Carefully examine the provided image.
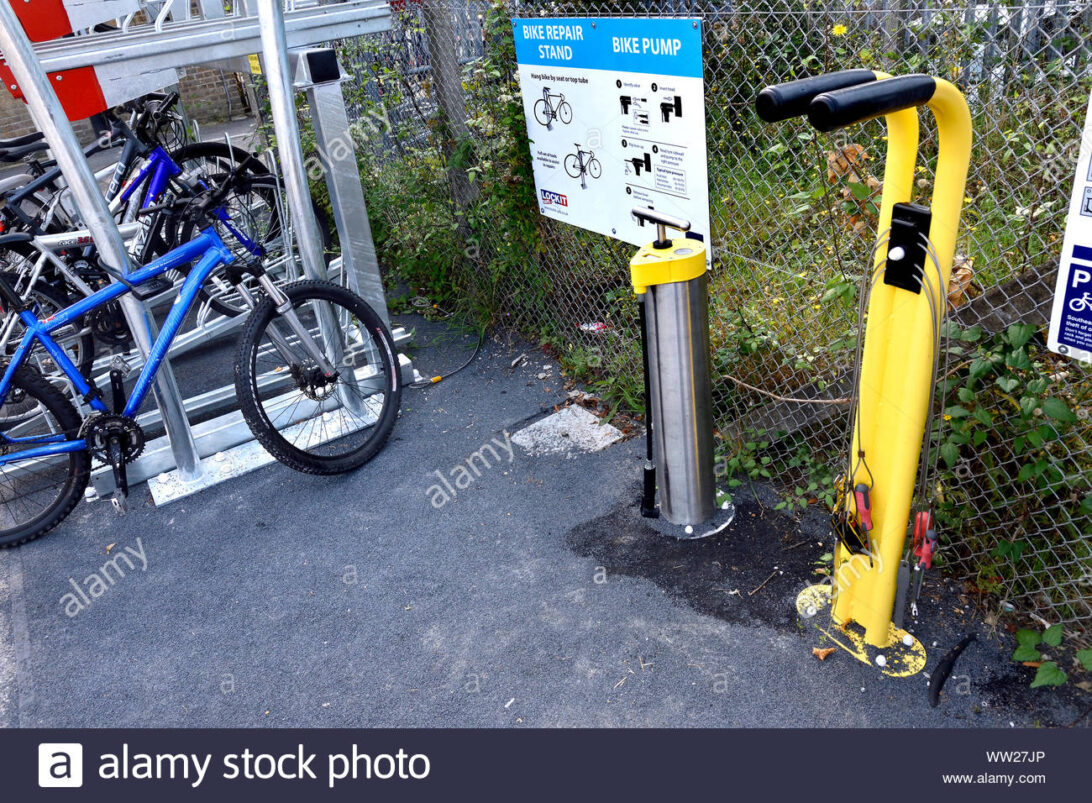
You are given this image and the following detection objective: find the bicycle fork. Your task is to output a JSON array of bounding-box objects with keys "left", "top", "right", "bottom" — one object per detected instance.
[{"left": 234, "top": 276, "right": 367, "bottom": 418}]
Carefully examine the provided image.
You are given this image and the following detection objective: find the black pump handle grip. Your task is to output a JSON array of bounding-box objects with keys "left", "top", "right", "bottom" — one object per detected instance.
[
  {"left": 808, "top": 74, "right": 937, "bottom": 132},
  {"left": 755, "top": 69, "right": 877, "bottom": 123}
]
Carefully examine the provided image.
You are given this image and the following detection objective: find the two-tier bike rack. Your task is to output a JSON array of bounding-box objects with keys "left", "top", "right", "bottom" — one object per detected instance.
[{"left": 0, "top": 0, "right": 413, "bottom": 503}]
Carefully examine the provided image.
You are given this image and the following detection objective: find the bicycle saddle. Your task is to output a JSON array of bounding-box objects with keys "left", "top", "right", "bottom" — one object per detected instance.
[
  {"left": 0, "top": 140, "right": 50, "bottom": 163},
  {"left": 0, "top": 131, "right": 44, "bottom": 150}
]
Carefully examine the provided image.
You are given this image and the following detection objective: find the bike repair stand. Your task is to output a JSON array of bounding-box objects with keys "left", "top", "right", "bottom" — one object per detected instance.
[
  {"left": 0, "top": 1, "right": 413, "bottom": 507},
  {"left": 629, "top": 208, "right": 734, "bottom": 539},
  {"left": 758, "top": 71, "right": 972, "bottom": 677}
]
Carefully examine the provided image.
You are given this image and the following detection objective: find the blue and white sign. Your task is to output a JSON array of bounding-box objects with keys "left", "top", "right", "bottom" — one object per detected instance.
[
  {"left": 512, "top": 17, "right": 710, "bottom": 253},
  {"left": 1049, "top": 87, "right": 1092, "bottom": 363}
]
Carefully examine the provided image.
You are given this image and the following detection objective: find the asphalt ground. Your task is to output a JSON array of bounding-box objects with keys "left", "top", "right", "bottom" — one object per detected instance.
[{"left": 0, "top": 311, "right": 1087, "bottom": 728}]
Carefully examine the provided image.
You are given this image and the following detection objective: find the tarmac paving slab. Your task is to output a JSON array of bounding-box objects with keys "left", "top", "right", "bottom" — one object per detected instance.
[{"left": 0, "top": 313, "right": 1086, "bottom": 728}]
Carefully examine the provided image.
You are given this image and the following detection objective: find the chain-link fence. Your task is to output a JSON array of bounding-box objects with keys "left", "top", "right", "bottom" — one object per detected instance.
[{"left": 321, "top": 0, "right": 1091, "bottom": 642}]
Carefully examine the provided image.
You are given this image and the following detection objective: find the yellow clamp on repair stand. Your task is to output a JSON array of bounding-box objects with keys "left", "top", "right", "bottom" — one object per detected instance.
[
  {"left": 757, "top": 71, "right": 972, "bottom": 677},
  {"left": 630, "top": 238, "right": 707, "bottom": 295}
]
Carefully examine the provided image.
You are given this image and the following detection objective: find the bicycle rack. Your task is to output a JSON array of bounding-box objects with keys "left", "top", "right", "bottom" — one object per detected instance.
[{"left": 0, "top": 0, "right": 414, "bottom": 504}]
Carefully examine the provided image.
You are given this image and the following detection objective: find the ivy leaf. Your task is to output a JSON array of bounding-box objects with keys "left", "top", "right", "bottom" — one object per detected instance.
[
  {"left": 945, "top": 405, "right": 971, "bottom": 419},
  {"left": 940, "top": 442, "right": 960, "bottom": 468},
  {"left": 1019, "top": 396, "right": 1038, "bottom": 417},
  {"left": 1077, "top": 649, "right": 1092, "bottom": 671},
  {"left": 1026, "top": 378, "right": 1048, "bottom": 395},
  {"left": 960, "top": 325, "right": 983, "bottom": 342},
  {"left": 1030, "top": 661, "right": 1067, "bottom": 688},
  {"left": 995, "top": 376, "right": 1019, "bottom": 393},
  {"left": 1040, "top": 397, "right": 1076, "bottom": 424},
  {"left": 972, "top": 407, "right": 994, "bottom": 426},
  {"left": 972, "top": 430, "right": 988, "bottom": 447},
  {"left": 847, "top": 181, "right": 872, "bottom": 200},
  {"left": 969, "top": 359, "right": 992, "bottom": 379},
  {"left": 1006, "top": 348, "right": 1032, "bottom": 371},
  {"left": 1042, "top": 624, "right": 1063, "bottom": 647},
  {"left": 1015, "top": 628, "right": 1041, "bottom": 648},
  {"left": 1005, "top": 323, "right": 1037, "bottom": 349},
  {"left": 1013, "top": 644, "right": 1041, "bottom": 662}
]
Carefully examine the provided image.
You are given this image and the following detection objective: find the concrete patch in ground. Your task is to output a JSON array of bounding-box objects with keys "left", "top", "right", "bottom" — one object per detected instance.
[{"left": 512, "top": 404, "right": 623, "bottom": 457}]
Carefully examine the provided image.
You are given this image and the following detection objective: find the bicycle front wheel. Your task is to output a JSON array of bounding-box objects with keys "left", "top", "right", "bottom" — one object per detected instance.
[
  {"left": 564, "top": 154, "right": 581, "bottom": 178},
  {"left": 234, "top": 280, "right": 401, "bottom": 474},
  {"left": 558, "top": 101, "right": 573, "bottom": 124},
  {"left": 0, "top": 366, "right": 89, "bottom": 547},
  {"left": 588, "top": 158, "right": 602, "bottom": 179}
]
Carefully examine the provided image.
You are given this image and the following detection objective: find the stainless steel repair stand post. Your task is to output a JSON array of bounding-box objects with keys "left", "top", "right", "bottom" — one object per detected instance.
[
  {"left": 629, "top": 208, "right": 735, "bottom": 540},
  {"left": 0, "top": 0, "right": 205, "bottom": 486}
]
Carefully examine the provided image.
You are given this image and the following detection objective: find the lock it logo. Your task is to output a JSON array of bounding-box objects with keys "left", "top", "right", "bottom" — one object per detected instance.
[{"left": 540, "top": 189, "right": 568, "bottom": 207}]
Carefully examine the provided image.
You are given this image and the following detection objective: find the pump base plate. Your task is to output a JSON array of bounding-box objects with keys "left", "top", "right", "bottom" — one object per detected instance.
[
  {"left": 796, "top": 584, "right": 927, "bottom": 678},
  {"left": 645, "top": 498, "right": 736, "bottom": 540}
]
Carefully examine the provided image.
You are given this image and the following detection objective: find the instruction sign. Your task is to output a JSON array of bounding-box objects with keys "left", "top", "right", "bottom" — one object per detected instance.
[
  {"left": 512, "top": 17, "right": 711, "bottom": 253},
  {"left": 1049, "top": 87, "right": 1092, "bottom": 363}
]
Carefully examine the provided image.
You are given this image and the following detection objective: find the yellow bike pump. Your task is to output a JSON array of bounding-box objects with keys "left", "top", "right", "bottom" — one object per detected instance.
[
  {"left": 630, "top": 208, "right": 735, "bottom": 538},
  {"left": 757, "top": 73, "right": 972, "bottom": 676}
]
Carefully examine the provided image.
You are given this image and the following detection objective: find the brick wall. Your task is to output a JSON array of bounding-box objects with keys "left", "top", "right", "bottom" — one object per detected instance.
[
  {"left": 0, "top": 88, "right": 95, "bottom": 142},
  {"left": 178, "top": 66, "right": 251, "bottom": 124},
  {"left": 0, "top": 66, "right": 252, "bottom": 143}
]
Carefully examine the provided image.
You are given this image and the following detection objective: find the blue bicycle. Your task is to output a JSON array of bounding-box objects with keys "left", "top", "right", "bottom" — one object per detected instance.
[{"left": 0, "top": 175, "right": 400, "bottom": 547}]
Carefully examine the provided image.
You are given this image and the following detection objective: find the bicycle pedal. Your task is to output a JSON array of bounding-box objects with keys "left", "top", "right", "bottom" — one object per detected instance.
[
  {"left": 109, "top": 355, "right": 134, "bottom": 378},
  {"left": 110, "top": 493, "right": 128, "bottom": 515}
]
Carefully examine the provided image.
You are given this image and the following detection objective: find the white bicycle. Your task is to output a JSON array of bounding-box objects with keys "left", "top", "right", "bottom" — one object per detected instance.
[{"left": 1068, "top": 292, "right": 1092, "bottom": 313}]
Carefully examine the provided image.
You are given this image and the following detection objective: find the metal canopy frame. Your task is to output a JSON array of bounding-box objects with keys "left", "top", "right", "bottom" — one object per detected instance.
[
  {"left": 31, "top": 2, "right": 391, "bottom": 73},
  {"left": 0, "top": 0, "right": 407, "bottom": 502}
]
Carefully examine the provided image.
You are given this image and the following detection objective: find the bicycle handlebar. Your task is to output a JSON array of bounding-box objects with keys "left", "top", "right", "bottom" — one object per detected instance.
[
  {"left": 755, "top": 69, "right": 877, "bottom": 123},
  {"left": 808, "top": 74, "right": 936, "bottom": 132}
]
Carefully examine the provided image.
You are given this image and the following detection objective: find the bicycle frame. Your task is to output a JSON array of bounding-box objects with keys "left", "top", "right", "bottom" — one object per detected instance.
[
  {"left": 4, "top": 130, "right": 185, "bottom": 237},
  {"left": 115, "top": 145, "right": 182, "bottom": 213},
  {"left": 0, "top": 228, "right": 234, "bottom": 464}
]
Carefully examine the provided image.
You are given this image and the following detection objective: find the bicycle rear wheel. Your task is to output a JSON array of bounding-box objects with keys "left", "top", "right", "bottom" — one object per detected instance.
[
  {"left": 234, "top": 280, "right": 401, "bottom": 474},
  {"left": 533, "top": 99, "right": 551, "bottom": 126},
  {"left": 0, "top": 366, "right": 89, "bottom": 547}
]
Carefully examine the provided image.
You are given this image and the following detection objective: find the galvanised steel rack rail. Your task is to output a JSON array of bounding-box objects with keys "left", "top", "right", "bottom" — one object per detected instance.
[{"left": 0, "top": 0, "right": 411, "bottom": 504}]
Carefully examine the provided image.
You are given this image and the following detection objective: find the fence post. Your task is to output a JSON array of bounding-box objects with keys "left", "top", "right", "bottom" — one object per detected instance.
[{"left": 422, "top": 0, "right": 477, "bottom": 218}]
